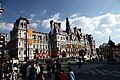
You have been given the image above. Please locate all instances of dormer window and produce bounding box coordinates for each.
[21,22,23,28]
[24,23,26,26]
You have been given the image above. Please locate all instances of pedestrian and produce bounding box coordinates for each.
[51,61,55,74]
[26,63,31,80]
[40,64,44,73]
[67,66,76,80]
[10,68,17,80]
[36,63,41,80]
[55,69,68,80]
[6,66,12,80]
[78,58,82,68]
[29,63,37,80]
[46,62,51,75]
[37,72,45,80]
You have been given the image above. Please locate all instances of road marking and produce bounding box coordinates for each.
[82,69,120,77]
[84,71,89,74]
[89,70,98,74]
[94,69,108,75]
[102,70,120,77]
[103,70,116,75]
[112,70,120,75]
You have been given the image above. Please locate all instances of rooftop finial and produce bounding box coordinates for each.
[109,36,111,40]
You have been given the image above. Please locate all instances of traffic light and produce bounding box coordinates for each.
[0,34,5,58]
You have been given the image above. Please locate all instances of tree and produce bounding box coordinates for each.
[4,51,9,60]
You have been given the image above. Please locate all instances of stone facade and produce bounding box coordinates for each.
[9,17,96,60]
[49,18,96,58]
[9,17,48,61]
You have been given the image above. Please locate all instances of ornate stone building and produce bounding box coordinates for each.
[9,17,48,61]
[8,17,96,61]
[49,18,96,58]
[32,31,48,57]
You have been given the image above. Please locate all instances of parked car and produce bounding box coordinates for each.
[67,59,79,65]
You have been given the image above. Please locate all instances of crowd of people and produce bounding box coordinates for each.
[0,58,77,80]
[0,61,18,80]
[19,58,76,80]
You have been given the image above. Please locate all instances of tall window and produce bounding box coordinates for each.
[33,45,35,48]
[24,32,26,38]
[19,42,21,46]
[19,31,21,38]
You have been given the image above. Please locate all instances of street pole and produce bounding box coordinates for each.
[0,2,4,79]
[26,23,28,61]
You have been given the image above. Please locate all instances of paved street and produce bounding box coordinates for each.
[68,62,120,80]
[18,61,120,80]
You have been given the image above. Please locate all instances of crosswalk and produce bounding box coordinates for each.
[82,69,120,77]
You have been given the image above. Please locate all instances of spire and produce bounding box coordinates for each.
[109,36,111,40]
[108,36,115,48]
[66,18,71,35]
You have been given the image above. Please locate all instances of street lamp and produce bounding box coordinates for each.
[25,19,29,61]
[0,3,4,12]
[0,2,4,79]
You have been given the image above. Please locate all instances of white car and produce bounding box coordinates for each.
[67,59,79,65]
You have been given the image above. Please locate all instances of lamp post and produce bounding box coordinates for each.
[0,3,4,20]
[0,2,4,80]
[25,19,29,61]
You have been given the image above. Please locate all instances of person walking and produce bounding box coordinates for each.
[37,72,45,80]
[78,58,82,68]
[55,69,68,80]
[67,66,76,80]
[10,68,17,80]
[29,63,37,80]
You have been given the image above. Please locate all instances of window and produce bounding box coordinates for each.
[63,37,65,40]
[33,45,35,48]
[46,45,48,49]
[21,22,23,28]
[61,37,62,40]
[24,32,26,38]
[19,51,21,55]
[24,42,26,48]
[37,45,38,49]
[40,45,41,48]
[19,42,21,46]
[19,31,21,37]
[57,36,59,39]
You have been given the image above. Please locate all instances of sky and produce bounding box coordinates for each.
[0,0,120,48]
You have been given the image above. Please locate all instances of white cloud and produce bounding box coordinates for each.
[30,22,39,29]
[0,22,13,31]
[100,13,117,27]
[70,13,78,18]
[112,34,120,39]
[41,13,60,28]
[41,12,120,40]
[28,14,36,22]
[20,10,24,13]
[114,28,120,32]
[42,10,47,15]
[94,27,112,37]
[30,14,36,18]
[51,13,60,20]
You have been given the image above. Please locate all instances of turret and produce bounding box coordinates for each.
[50,20,54,34]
